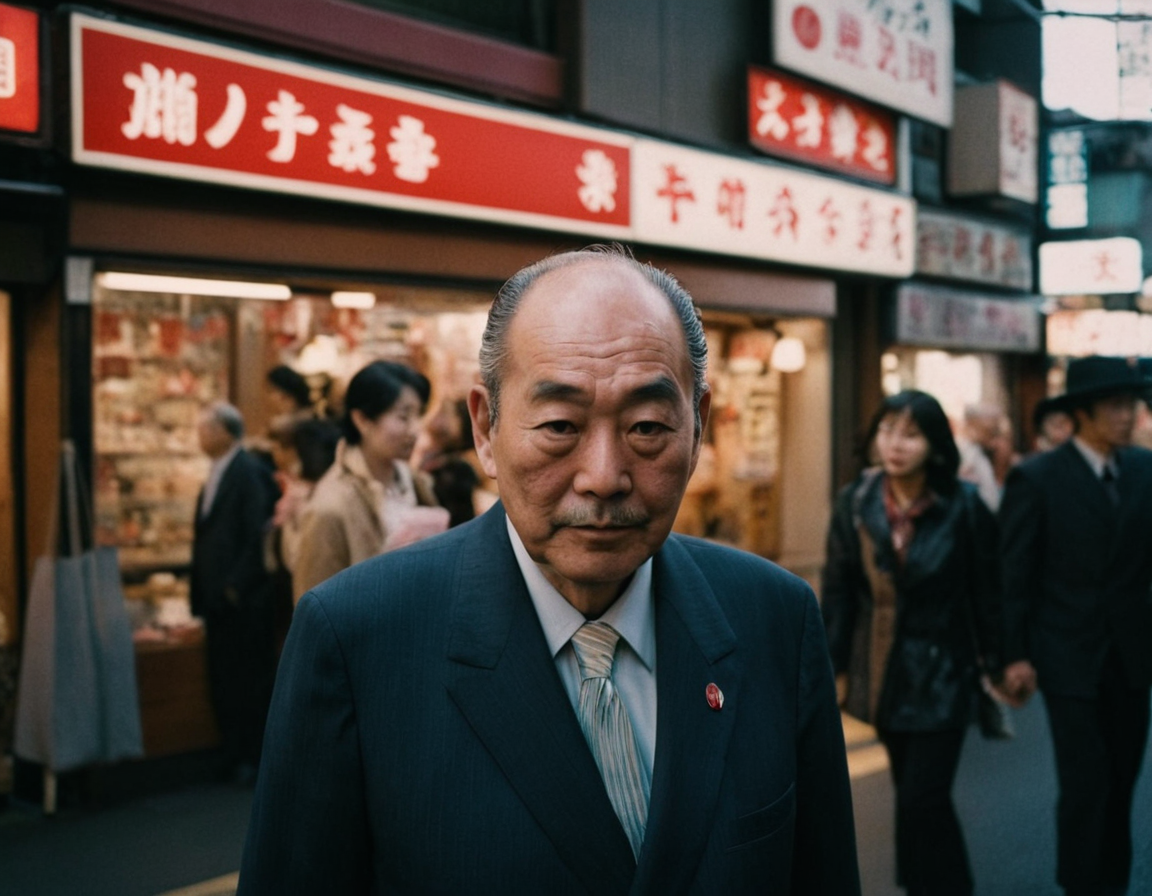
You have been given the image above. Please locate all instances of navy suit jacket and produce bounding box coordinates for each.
[238,504,860,895]
[999,441,1152,696]
[190,448,278,619]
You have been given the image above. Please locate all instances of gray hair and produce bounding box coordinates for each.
[478,246,709,436]
[206,401,245,441]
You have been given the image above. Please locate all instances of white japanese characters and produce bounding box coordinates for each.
[576,149,618,213]
[263,90,318,163]
[122,63,197,146]
[0,36,16,99]
[386,115,439,183]
[329,104,376,175]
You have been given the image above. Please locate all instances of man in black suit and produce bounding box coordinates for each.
[238,249,860,894]
[999,356,1152,896]
[191,402,278,785]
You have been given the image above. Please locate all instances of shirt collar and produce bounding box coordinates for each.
[210,443,241,476]
[1072,436,1115,478]
[505,516,655,672]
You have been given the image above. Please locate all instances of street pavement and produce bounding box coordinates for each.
[850,692,1152,896]
[0,693,1149,895]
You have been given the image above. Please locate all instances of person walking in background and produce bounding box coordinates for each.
[191,402,279,786]
[263,415,340,652]
[417,397,498,526]
[292,360,447,599]
[999,355,1152,896]
[239,248,860,894]
[822,390,1007,896]
[956,403,1010,511]
[1030,395,1074,454]
[265,364,314,422]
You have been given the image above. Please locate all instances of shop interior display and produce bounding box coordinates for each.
[93,281,796,630]
[93,290,231,578]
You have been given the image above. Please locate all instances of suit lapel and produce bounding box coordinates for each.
[1057,442,1116,527]
[631,536,740,894]
[443,506,636,895]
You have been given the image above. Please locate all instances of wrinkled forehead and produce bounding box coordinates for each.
[514,258,680,344]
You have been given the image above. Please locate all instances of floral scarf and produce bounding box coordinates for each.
[881,476,935,567]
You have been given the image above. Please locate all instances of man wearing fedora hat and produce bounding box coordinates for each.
[999,355,1152,896]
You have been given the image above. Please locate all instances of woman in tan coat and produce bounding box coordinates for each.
[292,361,446,601]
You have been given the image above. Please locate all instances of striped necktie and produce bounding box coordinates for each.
[570,622,649,860]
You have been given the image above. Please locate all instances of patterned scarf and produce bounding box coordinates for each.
[882,476,935,567]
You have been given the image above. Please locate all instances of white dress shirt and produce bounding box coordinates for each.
[1071,435,1117,480]
[506,517,657,789]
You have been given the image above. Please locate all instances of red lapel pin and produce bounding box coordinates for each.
[706,682,724,711]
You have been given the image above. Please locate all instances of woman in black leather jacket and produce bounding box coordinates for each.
[822,389,1005,896]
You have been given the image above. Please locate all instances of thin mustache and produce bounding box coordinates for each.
[553,506,649,528]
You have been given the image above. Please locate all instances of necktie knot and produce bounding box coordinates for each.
[571,622,620,681]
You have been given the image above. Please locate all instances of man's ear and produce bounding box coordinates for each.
[468,386,499,479]
[689,386,712,472]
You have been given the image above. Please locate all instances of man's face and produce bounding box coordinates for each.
[197,413,230,458]
[470,260,709,612]
[1077,393,1137,452]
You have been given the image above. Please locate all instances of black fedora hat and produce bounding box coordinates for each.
[1053,355,1147,410]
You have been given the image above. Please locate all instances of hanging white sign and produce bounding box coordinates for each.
[772,0,953,127]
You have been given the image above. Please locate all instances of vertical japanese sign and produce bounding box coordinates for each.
[997,81,1038,204]
[0,3,39,134]
[1046,128,1088,230]
[633,138,915,277]
[747,66,896,185]
[70,15,631,237]
[916,210,1032,291]
[772,0,953,127]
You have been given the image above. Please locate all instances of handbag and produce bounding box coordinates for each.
[13,441,143,781]
[976,671,1014,740]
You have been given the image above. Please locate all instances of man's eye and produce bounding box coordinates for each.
[542,420,576,435]
[633,421,668,436]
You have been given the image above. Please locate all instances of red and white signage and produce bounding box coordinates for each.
[773,0,953,128]
[70,15,632,237]
[0,3,39,134]
[1039,238,1144,297]
[916,210,1033,292]
[747,66,895,185]
[72,14,919,279]
[896,283,1041,353]
[633,138,915,278]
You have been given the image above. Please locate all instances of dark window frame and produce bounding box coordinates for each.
[106,0,564,107]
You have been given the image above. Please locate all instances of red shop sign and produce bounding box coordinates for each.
[0,3,40,134]
[71,15,632,236]
[747,66,895,186]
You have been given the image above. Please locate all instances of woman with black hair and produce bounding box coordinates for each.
[292,361,447,600]
[821,390,1008,896]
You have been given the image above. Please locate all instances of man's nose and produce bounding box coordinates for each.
[573,428,631,498]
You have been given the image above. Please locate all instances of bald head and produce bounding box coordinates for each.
[478,247,708,435]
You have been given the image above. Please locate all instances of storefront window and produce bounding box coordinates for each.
[676,318,814,561]
[92,276,491,597]
[881,347,1008,427]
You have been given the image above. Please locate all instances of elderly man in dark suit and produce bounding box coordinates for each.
[238,249,860,895]
[191,402,279,785]
[999,356,1152,896]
